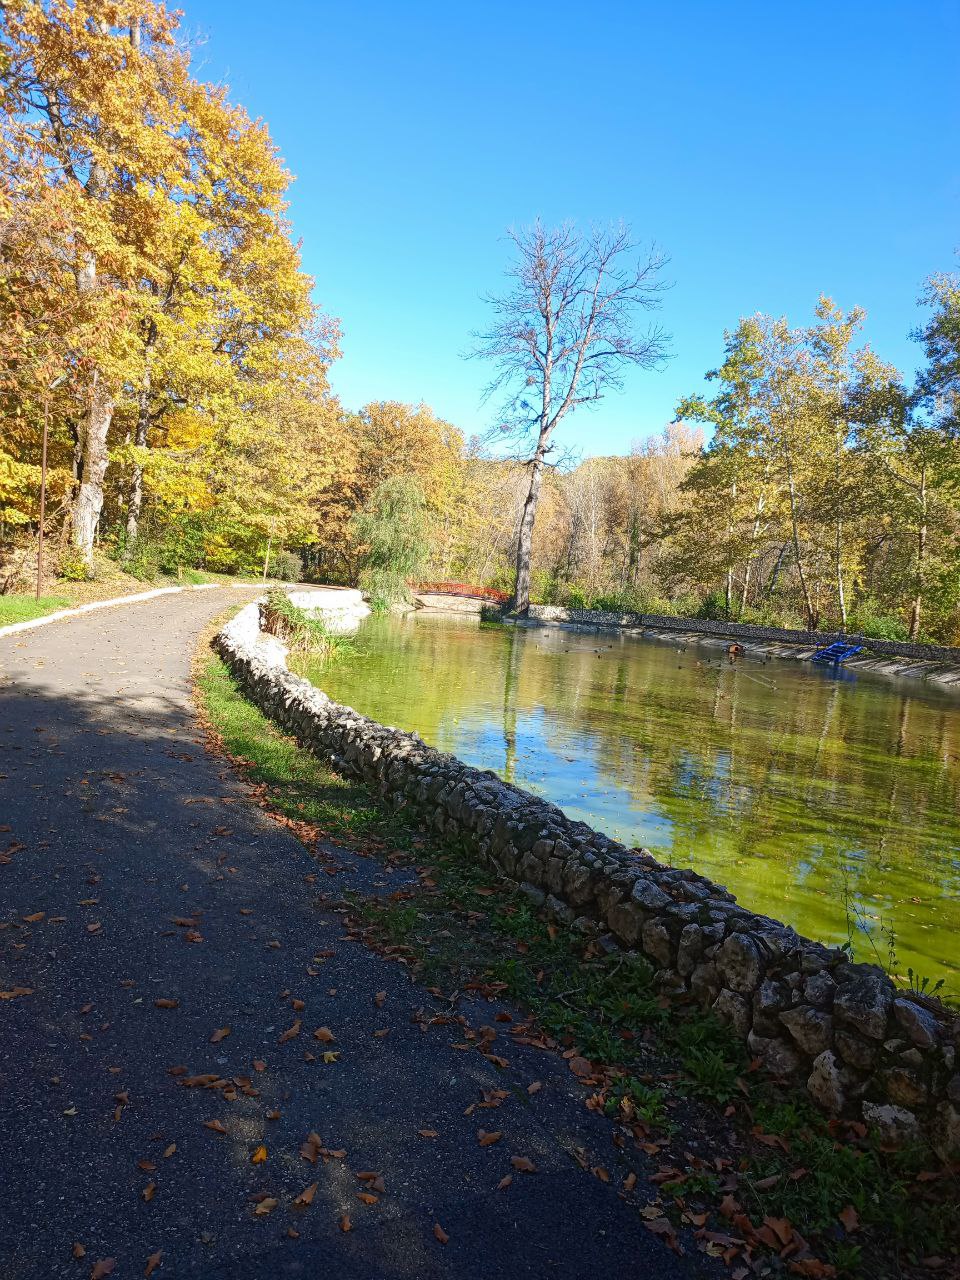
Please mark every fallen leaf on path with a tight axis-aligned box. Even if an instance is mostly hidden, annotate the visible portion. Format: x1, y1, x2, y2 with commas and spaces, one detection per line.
23, 912, 45, 923
511, 1156, 536, 1173
91, 1261, 116, 1279
374, 991, 386, 1008
527, 1081, 542, 1095
210, 1027, 231, 1043
163, 1143, 176, 1158
144, 1250, 163, 1276
154, 999, 178, 1009
356, 1192, 378, 1205
251, 1146, 267, 1165
294, 1182, 318, 1207
203, 1119, 227, 1135
313, 1026, 335, 1043
339, 1215, 351, 1233
142, 1181, 156, 1201
478, 1129, 502, 1146
278, 1019, 301, 1043
137, 1159, 156, 1172
72, 1243, 86, 1259
418, 1129, 438, 1139
497, 1174, 512, 1190
433, 1223, 449, 1245
254, 1198, 278, 1216
0, 988, 33, 1000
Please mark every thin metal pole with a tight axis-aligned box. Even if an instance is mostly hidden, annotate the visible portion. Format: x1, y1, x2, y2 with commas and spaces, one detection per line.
36, 392, 49, 600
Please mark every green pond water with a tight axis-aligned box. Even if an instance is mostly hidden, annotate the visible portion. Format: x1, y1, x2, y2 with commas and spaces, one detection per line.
295, 613, 960, 986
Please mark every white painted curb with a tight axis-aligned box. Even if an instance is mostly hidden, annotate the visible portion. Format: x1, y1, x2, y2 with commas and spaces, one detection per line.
0, 581, 263, 641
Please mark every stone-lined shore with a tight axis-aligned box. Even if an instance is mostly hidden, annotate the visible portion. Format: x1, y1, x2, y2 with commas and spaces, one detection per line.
516, 604, 960, 690
215, 599, 960, 1158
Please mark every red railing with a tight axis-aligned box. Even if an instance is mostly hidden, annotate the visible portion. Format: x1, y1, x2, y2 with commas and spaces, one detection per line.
412, 581, 510, 603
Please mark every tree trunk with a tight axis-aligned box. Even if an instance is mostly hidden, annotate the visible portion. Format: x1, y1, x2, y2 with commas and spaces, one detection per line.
738, 561, 753, 617
513, 441, 547, 614
71, 147, 111, 568
909, 467, 927, 641
72, 374, 114, 564
786, 468, 816, 629
126, 363, 151, 544
835, 517, 847, 629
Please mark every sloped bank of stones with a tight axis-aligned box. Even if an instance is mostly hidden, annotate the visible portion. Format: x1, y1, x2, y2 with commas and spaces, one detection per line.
214, 600, 960, 1158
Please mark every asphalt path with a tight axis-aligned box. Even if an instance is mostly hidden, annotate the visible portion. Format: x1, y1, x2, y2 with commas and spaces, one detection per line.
0, 589, 714, 1279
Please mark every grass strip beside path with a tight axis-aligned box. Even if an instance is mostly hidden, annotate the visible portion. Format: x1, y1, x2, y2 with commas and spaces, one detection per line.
195, 646, 960, 1280
0, 593, 72, 626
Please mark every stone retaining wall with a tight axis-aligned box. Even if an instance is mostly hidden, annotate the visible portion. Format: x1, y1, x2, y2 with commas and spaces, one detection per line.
215, 600, 960, 1157
525, 604, 960, 664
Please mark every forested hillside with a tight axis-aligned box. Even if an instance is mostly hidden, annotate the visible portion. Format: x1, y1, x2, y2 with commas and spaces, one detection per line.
2, 3, 958, 641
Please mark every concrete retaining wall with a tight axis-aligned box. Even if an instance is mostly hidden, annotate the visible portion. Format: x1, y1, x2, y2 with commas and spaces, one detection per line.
214, 600, 960, 1156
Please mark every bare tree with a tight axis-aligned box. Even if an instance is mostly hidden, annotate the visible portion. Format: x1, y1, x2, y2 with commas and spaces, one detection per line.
472, 220, 670, 612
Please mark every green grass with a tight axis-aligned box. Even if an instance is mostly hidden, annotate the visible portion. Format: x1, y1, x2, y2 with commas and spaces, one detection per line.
0, 594, 71, 626
196, 647, 960, 1279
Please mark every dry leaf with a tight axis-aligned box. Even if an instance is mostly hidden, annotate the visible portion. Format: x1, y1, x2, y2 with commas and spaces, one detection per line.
313, 1026, 335, 1043
144, 1250, 163, 1277
527, 1081, 542, 1095
279, 1019, 301, 1043
203, 1119, 227, 1135
839, 1204, 860, 1233
162, 1143, 176, 1158
254, 1197, 278, 1216
154, 998, 178, 1009
624, 1171, 638, 1191
374, 991, 387, 1008
477, 1129, 502, 1147
252, 1059, 266, 1073
433, 1222, 449, 1245
210, 1027, 231, 1043
91, 1262, 117, 1279
72, 1243, 86, 1259
497, 1174, 513, 1190
142, 1181, 156, 1201
418, 1129, 438, 1139
762, 1215, 793, 1247
294, 1182, 318, 1207
339, 1215, 352, 1233
511, 1156, 536, 1173
251, 1145, 267, 1165
356, 1192, 378, 1205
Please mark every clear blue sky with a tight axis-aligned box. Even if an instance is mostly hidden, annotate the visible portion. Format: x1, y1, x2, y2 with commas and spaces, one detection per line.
183, 0, 958, 456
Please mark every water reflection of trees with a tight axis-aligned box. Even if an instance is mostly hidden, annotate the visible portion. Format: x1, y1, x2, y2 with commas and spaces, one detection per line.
308, 617, 960, 975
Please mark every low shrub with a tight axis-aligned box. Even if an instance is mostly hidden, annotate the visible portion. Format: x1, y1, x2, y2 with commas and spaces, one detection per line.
57, 546, 93, 581
267, 548, 302, 583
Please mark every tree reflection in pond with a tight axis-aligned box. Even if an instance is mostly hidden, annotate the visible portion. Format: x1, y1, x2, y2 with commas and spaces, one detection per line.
296, 613, 960, 985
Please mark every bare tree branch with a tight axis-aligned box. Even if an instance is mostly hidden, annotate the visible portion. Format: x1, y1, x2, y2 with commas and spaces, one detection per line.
468, 218, 671, 610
